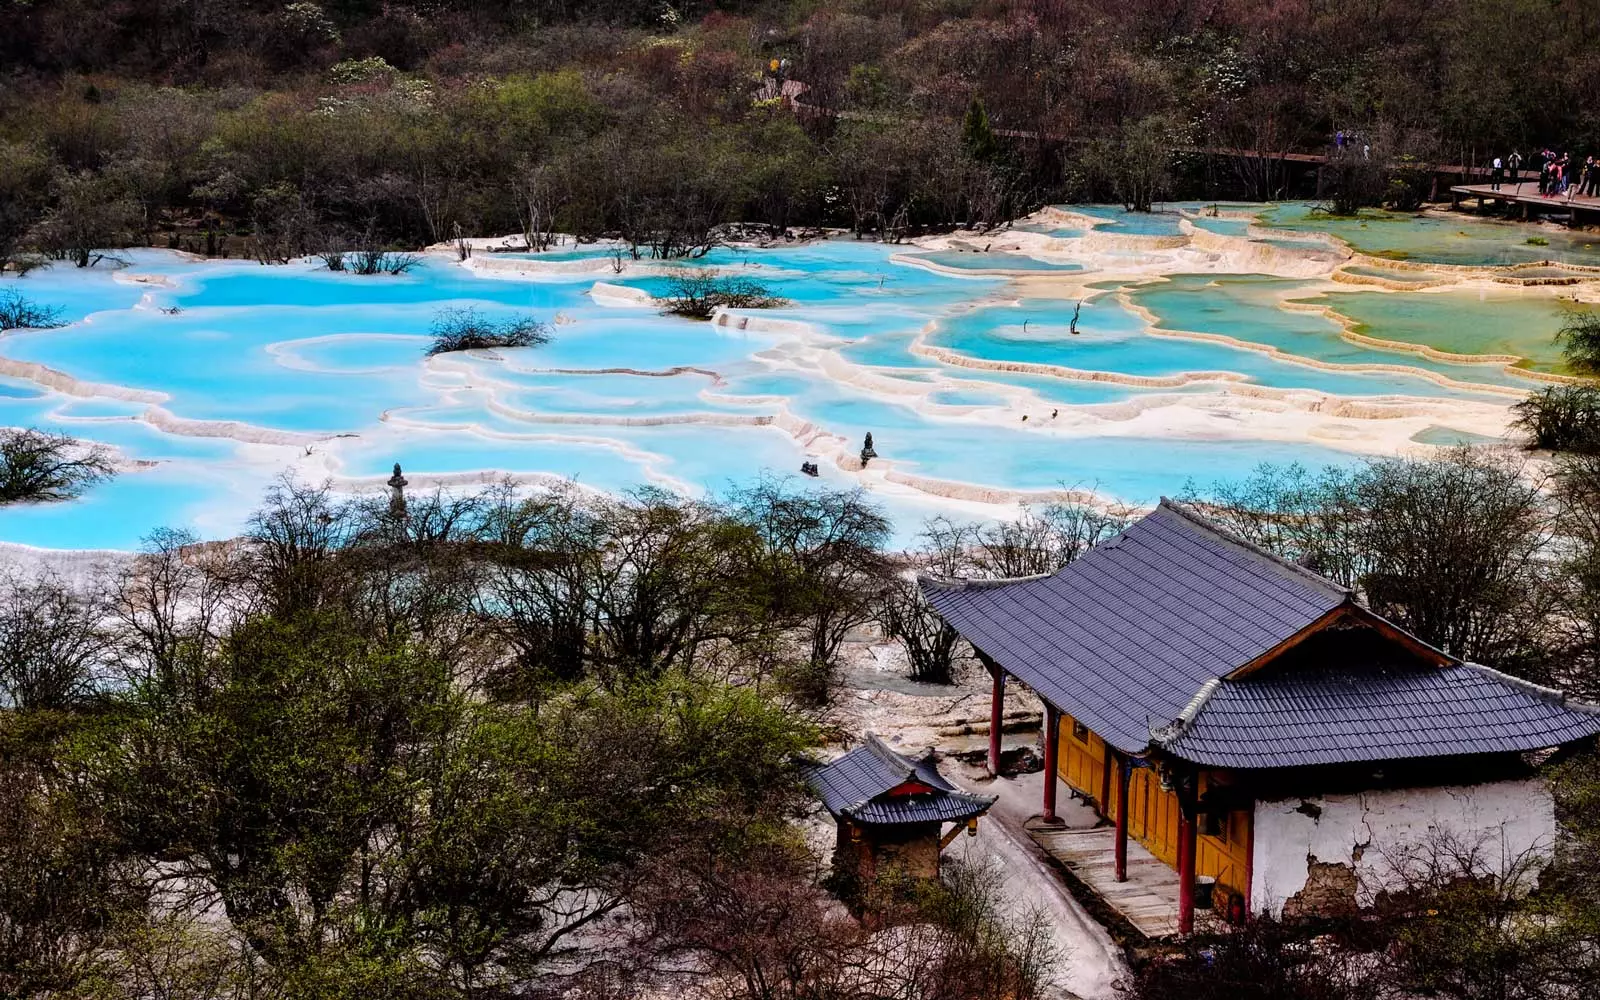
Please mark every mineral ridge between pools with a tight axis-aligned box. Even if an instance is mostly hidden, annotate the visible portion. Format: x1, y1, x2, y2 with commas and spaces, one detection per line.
1, 203, 1593, 551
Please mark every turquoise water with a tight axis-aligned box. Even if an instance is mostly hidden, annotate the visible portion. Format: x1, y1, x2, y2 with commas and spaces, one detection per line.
1187, 217, 1254, 238
1065, 205, 1188, 236
0, 221, 1548, 551
902, 251, 1085, 273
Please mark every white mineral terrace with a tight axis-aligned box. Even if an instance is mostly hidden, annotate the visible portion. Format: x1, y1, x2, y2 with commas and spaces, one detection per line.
0, 202, 1593, 551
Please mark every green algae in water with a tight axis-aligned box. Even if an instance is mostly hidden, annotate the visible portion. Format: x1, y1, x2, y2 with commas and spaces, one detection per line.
1305, 288, 1595, 372
1258, 203, 1600, 266
1128, 275, 1534, 390
1341, 265, 1440, 284
1410, 425, 1506, 446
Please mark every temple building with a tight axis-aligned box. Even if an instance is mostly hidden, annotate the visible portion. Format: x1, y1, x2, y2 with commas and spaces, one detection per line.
808, 734, 996, 895
923, 500, 1600, 934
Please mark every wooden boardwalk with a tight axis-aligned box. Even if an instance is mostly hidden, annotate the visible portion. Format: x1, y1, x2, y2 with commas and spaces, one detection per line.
1027, 825, 1182, 939
1450, 180, 1600, 223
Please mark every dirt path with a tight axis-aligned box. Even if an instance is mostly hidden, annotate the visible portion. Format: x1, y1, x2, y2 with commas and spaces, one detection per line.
947, 766, 1128, 1000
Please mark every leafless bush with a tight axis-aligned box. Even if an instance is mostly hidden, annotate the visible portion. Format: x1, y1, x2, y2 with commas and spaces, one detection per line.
349, 247, 423, 275
1184, 449, 1553, 665
661, 268, 787, 319
633, 845, 1058, 1000
0, 574, 109, 710
0, 289, 64, 330
426, 306, 551, 355
0, 428, 114, 503
877, 504, 1128, 684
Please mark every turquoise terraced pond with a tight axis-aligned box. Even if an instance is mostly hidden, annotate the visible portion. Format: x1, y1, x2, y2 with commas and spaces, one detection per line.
0, 204, 1575, 550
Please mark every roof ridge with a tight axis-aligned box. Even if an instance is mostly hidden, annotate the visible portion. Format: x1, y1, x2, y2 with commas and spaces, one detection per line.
862, 733, 918, 778
1461, 662, 1600, 717
918, 569, 1057, 592
1151, 676, 1224, 745
1156, 498, 1352, 599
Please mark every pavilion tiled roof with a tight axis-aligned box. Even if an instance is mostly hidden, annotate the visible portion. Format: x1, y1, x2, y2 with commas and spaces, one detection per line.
1161, 662, 1600, 768
808, 735, 996, 825
922, 500, 1600, 768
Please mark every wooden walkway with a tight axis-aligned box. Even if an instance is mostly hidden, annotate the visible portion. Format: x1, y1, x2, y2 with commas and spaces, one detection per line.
1450, 180, 1600, 223
1027, 825, 1182, 939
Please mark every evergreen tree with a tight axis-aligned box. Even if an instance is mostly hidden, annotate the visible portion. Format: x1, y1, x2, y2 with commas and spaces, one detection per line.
961, 97, 1000, 164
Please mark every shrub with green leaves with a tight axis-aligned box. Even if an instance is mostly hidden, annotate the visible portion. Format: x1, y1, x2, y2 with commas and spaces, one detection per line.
1558, 310, 1600, 375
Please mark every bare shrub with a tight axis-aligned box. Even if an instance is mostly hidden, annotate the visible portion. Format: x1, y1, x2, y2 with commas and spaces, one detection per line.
1185, 449, 1552, 665
0, 428, 114, 503
0, 574, 108, 710
0, 289, 65, 330
660, 268, 786, 320
349, 247, 423, 275
426, 307, 551, 355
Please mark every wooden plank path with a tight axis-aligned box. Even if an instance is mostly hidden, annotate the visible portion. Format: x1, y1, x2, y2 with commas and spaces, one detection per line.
1027, 825, 1182, 939
787, 94, 1495, 186
1450, 180, 1600, 224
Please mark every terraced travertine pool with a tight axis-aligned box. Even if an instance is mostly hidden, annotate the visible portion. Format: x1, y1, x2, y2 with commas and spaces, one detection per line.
0, 202, 1591, 551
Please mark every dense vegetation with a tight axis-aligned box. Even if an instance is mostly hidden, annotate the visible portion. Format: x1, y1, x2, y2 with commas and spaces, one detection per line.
0, 477, 1063, 998
5, 0, 1600, 267
7, 449, 1600, 996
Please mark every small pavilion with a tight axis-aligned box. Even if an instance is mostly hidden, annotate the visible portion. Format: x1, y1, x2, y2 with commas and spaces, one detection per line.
809, 734, 996, 893
923, 499, 1600, 935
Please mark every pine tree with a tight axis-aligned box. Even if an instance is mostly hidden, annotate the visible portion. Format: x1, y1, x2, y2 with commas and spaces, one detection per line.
961, 97, 999, 164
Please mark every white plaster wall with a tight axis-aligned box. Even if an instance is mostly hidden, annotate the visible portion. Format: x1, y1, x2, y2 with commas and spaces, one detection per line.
1251, 777, 1556, 917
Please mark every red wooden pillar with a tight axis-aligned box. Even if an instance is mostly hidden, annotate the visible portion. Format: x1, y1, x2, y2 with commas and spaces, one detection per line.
987, 662, 1006, 776
1099, 750, 1113, 818
1177, 799, 1198, 935
1041, 703, 1060, 823
1241, 801, 1256, 924
1114, 759, 1130, 882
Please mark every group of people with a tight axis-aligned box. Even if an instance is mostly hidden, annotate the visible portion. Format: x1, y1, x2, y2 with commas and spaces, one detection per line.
1490, 149, 1600, 198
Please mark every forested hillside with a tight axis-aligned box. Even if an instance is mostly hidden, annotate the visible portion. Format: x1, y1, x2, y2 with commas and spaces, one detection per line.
3, 0, 1599, 259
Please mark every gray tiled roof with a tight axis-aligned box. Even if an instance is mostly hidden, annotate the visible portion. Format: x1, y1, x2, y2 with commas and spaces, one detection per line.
808, 735, 996, 825
1162, 663, 1600, 768
922, 500, 1350, 755
922, 500, 1600, 767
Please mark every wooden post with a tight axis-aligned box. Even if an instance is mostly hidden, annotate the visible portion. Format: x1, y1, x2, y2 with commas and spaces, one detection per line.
1099, 745, 1113, 818
1041, 703, 1060, 824
1241, 802, 1255, 923
1114, 759, 1131, 882
987, 662, 1006, 776
1177, 792, 1198, 935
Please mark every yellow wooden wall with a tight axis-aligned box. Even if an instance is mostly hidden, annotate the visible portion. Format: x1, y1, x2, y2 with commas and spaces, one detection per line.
1055, 713, 1251, 899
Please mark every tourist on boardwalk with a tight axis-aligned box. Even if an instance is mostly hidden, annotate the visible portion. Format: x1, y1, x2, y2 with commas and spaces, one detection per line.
1509, 149, 1522, 184
1492, 155, 1504, 189
1540, 157, 1552, 195
1585, 156, 1600, 197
